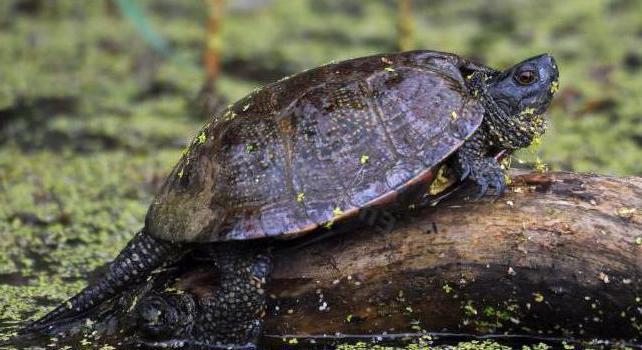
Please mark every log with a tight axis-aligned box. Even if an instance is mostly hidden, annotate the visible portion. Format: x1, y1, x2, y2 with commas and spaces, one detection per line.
262, 171, 642, 344
10, 172, 642, 349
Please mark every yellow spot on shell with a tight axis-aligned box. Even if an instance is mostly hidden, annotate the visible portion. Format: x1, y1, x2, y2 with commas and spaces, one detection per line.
324, 206, 344, 229
296, 192, 305, 202
550, 80, 560, 94
196, 131, 207, 144
223, 109, 237, 121
177, 168, 184, 178
384, 67, 395, 72
243, 103, 251, 111
451, 111, 458, 120
360, 154, 369, 164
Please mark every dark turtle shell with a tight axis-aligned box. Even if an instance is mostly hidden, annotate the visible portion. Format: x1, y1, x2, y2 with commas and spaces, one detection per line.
146, 50, 486, 242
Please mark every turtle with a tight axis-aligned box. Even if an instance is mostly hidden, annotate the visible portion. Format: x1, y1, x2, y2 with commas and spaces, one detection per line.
21, 50, 559, 349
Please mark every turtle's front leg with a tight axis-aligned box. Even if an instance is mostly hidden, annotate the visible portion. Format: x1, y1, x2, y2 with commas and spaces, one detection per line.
136, 244, 272, 350
456, 130, 506, 198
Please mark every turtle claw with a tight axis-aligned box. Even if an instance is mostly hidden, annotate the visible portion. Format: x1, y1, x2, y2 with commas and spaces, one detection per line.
474, 182, 489, 200
493, 178, 507, 197
459, 165, 471, 181
469, 159, 507, 201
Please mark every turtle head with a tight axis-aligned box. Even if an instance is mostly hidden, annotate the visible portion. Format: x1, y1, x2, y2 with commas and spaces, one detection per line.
487, 54, 559, 118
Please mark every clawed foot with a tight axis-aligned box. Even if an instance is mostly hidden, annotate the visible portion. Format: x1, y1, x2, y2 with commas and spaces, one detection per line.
459, 157, 507, 200
473, 167, 506, 200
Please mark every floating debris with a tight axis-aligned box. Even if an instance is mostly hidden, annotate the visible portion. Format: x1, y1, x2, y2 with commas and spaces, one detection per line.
533, 292, 545, 303
616, 207, 637, 218
598, 272, 610, 284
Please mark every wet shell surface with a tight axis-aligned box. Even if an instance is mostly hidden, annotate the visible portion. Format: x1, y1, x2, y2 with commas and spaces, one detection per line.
145, 51, 485, 242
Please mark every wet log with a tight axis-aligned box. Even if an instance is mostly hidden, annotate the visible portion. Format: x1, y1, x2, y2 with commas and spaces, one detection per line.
261, 171, 642, 344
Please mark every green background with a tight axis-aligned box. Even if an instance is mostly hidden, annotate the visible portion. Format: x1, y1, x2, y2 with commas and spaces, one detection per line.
0, 1, 640, 348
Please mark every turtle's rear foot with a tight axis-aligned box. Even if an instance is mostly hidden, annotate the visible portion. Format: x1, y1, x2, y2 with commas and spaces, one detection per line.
136, 243, 272, 350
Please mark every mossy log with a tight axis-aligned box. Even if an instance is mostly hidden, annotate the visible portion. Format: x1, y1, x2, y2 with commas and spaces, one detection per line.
259, 171, 641, 343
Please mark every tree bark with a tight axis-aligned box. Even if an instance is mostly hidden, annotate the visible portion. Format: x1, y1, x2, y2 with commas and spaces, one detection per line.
261, 171, 642, 343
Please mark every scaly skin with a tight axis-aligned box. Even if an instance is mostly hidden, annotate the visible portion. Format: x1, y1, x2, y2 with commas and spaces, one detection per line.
457, 129, 507, 197
457, 62, 552, 197
136, 244, 271, 349
21, 231, 179, 334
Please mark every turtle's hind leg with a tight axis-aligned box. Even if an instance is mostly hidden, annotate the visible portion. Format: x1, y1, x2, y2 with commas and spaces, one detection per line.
138, 243, 272, 350
199, 245, 271, 349
21, 230, 181, 335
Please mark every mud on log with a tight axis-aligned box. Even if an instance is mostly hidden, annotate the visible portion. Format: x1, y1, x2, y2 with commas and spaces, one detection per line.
262, 171, 642, 342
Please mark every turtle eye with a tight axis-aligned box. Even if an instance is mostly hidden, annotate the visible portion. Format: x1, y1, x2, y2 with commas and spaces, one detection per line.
515, 69, 537, 85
